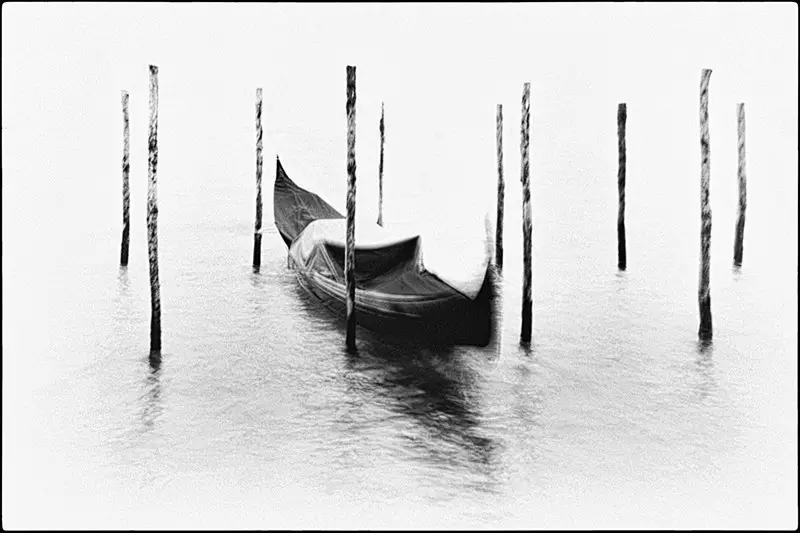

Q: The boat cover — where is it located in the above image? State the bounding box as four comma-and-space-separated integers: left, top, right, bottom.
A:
274, 157, 487, 300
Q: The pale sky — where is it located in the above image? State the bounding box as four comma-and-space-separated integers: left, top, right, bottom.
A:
3, 3, 797, 268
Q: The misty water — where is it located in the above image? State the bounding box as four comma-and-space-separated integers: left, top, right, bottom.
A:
3, 4, 797, 529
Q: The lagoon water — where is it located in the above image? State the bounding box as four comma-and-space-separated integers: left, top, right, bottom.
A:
3, 4, 798, 529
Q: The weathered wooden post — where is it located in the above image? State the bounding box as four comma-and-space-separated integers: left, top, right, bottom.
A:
120, 90, 131, 266
733, 103, 746, 267
147, 65, 162, 353
698, 69, 713, 341
495, 103, 505, 271
520, 83, 533, 344
345, 66, 357, 350
377, 102, 385, 227
617, 103, 627, 271
253, 88, 264, 270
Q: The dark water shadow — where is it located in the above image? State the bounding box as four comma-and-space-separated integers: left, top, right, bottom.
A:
341, 332, 503, 494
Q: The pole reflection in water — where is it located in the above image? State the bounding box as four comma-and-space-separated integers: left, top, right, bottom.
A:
247, 269, 268, 326
117, 266, 131, 295
693, 339, 717, 403
141, 354, 163, 433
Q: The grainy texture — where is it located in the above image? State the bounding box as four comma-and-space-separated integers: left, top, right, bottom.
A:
520, 83, 532, 344
253, 88, 263, 269
617, 103, 627, 271
377, 102, 385, 227
734, 103, 747, 267
698, 69, 713, 340
120, 91, 130, 266
495, 103, 504, 271
147, 65, 161, 353
346, 66, 357, 350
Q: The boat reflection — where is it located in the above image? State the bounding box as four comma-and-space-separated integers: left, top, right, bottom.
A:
346, 336, 501, 478
285, 262, 505, 492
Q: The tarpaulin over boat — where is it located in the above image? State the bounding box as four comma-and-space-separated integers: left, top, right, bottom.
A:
291, 218, 467, 298
273, 157, 494, 345
273, 157, 344, 247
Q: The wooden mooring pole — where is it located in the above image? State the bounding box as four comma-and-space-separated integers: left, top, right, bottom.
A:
377, 102, 385, 227
345, 66, 357, 350
733, 103, 746, 267
617, 103, 627, 271
698, 69, 713, 341
253, 88, 264, 269
147, 65, 162, 353
120, 90, 131, 266
495, 103, 504, 271
520, 83, 533, 344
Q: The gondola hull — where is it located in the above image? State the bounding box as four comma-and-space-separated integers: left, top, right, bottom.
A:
290, 255, 494, 346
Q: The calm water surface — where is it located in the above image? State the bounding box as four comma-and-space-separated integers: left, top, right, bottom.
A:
4, 145, 796, 529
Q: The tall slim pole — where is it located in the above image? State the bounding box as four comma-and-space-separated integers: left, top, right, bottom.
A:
253, 88, 264, 269
495, 103, 505, 271
147, 65, 162, 354
698, 69, 713, 341
617, 103, 627, 271
345, 66, 357, 350
733, 103, 747, 267
520, 83, 533, 344
377, 102, 385, 227
120, 90, 131, 266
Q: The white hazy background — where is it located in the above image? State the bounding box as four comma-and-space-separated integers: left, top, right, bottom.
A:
4, 3, 797, 267
3, 2, 798, 529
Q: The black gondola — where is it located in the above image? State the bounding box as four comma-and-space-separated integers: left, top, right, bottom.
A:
274, 157, 494, 346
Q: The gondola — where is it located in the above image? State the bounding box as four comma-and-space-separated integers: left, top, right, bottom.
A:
274, 157, 493, 346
